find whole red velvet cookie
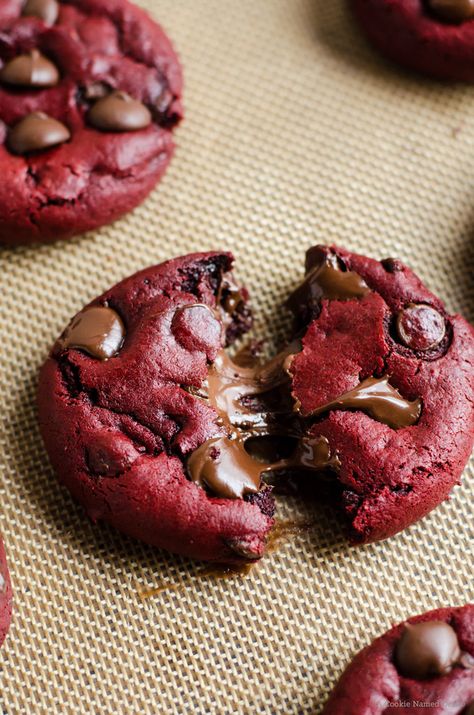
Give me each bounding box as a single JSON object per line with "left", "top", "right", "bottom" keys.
{"left": 38, "top": 252, "right": 275, "bottom": 564}
{"left": 0, "top": 0, "right": 183, "bottom": 245}
{"left": 0, "top": 536, "right": 12, "bottom": 648}
{"left": 351, "top": 0, "right": 474, "bottom": 81}
{"left": 288, "top": 245, "right": 474, "bottom": 544}
{"left": 322, "top": 604, "right": 474, "bottom": 713}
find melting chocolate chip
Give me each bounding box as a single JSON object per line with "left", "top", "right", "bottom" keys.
{"left": 57, "top": 306, "right": 125, "bottom": 360}
{"left": 22, "top": 0, "right": 59, "bottom": 25}
{"left": 305, "top": 375, "right": 421, "bottom": 430}
{"left": 287, "top": 252, "right": 370, "bottom": 314}
{"left": 0, "top": 50, "right": 59, "bottom": 88}
{"left": 429, "top": 0, "right": 474, "bottom": 23}
{"left": 187, "top": 435, "right": 263, "bottom": 499}
{"left": 88, "top": 91, "right": 152, "bottom": 132}
{"left": 395, "top": 621, "right": 461, "bottom": 679}
{"left": 396, "top": 304, "right": 446, "bottom": 352}
{"left": 8, "top": 112, "right": 70, "bottom": 154}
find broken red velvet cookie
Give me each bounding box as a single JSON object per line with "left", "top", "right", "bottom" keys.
{"left": 322, "top": 604, "right": 474, "bottom": 714}
{"left": 351, "top": 0, "right": 474, "bottom": 81}
{"left": 0, "top": 0, "right": 183, "bottom": 245}
{"left": 0, "top": 535, "right": 12, "bottom": 648}
{"left": 38, "top": 247, "right": 474, "bottom": 563}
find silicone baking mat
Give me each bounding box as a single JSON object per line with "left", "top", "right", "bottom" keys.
{"left": 1, "top": 1, "right": 474, "bottom": 713}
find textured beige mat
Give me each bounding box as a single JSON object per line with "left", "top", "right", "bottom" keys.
{"left": 1, "top": 0, "right": 474, "bottom": 713}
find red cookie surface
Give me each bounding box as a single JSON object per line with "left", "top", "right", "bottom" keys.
{"left": 322, "top": 604, "right": 474, "bottom": 713}
{"left": 38, "top": 252, "right": 274, "bottom": 564}
{"left": 0, "top": 536, "right": 12, "bottom": 648}
{"left": 351, "top": 0, "right": 474, "bottom": 81}
{"left": 0, "top": 0, "right": 183, "bottom": 245}
{"left": 289, "top": 245, "right": 474, "bottom": 544}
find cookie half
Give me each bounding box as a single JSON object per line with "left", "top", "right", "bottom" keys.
{"left": 0, "top": 0, "right": 183, "bottom": 245}
{"left": 38, "top": 252, "right": 275, "bottom": 564}
{"left": 288, "top": 245, "right": 474, "bottom": 544}
{"left": 322, "top": 604, "right": 474, "bottom": 713}
{"left": 0, "top": 536, "right": 12, "bottom": 648}
{"left": 351, "top": 0, "right": 474, "bottom": 81}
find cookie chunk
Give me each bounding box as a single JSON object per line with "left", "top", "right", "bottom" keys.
{"left": 0, "top": 0, "right": 183, "bottom": 245}
{"left": 38, "top": 252, "right": 276, "bottom": 564}
{"left": 351, "top": 0, "right": 474, "bottom": 81}
{"left": 288, "top": 245, "right": 474, "bottom": 544}
{"left": 0, "top": 536, "right": 12, "bottom": 648}
{"left": 322, "top": 605, "right": 474, "bottom": 713}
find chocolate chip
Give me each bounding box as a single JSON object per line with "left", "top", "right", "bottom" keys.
{"left": 86, "top": 433, "right": 139, "bottom": 477}
{"left": 7, "top": 112, "right": 70, "bottom": 154}
{"left": 396, "top": 303, "right": 446, "bottom": 352}
{"left": 429, "top": 0, "right": 474, "bottom": 23}
{"left": 88, "top": 91, "right": 152, "bottom": 132}
{"left": 0, "top": 50, "right": 59, "bottom": 88}
{"left": 82, "top": 82, "right": 110, "bottom": 101}
{"left": 381, "top": 257, "right": 402, "bottom": 273}
{"left": 171, "top": 304, "right": 223, "bottom": 355}
{"left": 395, "top": 621, "right": 461, "bottom": 679}
{"left": 57, "top": 306, "right": 125, "bottom": 360}
{"left": 22, "top": 0, "right": 59, "bottom": 26}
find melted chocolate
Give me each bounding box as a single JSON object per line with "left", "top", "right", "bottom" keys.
{"left": 22, "top": 0, "right": 59, "bottom": 25}
{"left": 57, "top": 306, "right": 125, "bottom": 360}
{"left": 287, "top": 252, "right": 370, "bottom": 314}
{"left": 88, "top": 91, "right": 152, "bottom": 132}
{"left": 429, "top": 0, "right": 474, "bottom": 23}
{"left": 8, "top": 112, "right": 70, "bottom": 154}
{"left": 0, "top": 50, "right": 59, "bottom": 88}
{"left": 306, "top": 375, "right": 421, "bottom": 430}
{"left": 395, "top": 621, "right": 462, "bottom": 679}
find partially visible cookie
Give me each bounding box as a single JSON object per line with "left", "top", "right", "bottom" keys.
{"left": 0, "top": 0, "right": 183, "bottom": 244}
{"left": 0, "top": 536, "right": 12, "bottom": 648}
{"left": 288, "top": 245, "right": 474, "bottom": 544}
{"left": 351, "top": 0, "right": 474, "bottom": 81}
{"left": 322, "top": 604, "right": 474, "bottom": 713}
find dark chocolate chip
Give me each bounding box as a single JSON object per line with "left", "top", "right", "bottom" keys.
{"left": 57, "top": 306, "right": 125, "bottom": 360}
{"left": 381, "top": 257, "right": 403, "bottom": 273}
{"left": 22, "top": 0, "right": 59, "bottom": 26}
{"left": 396, "top": 303, "right": 446, "bottom": 352}
{"left": 8, "top": 112, "right": 70, "bottom": 155}
{"left": 395, "top": 621, "right": 461, "bottom": 679}
{"left": 88, "top": 91, "right": 152, "bottom": 132}
{"left": 0, "top": 50, "right": 59, "bottom": 88}
{"left": 429, "top": 0, "right": 474, "bottom": 23}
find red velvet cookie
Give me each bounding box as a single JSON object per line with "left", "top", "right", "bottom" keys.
{"left": 322, "top": 604, "right": 474, "bottom": 713}
{"left": 38, "top": 252, "right": 275, "bottom": 565}
{"left": 288, "top": 245, "right": 474, "bottom": 544}
{"left": 0, "top": 0, "right": 183, "bottom": 245}
{"left": 351, "top": 0, "right": 474, "bottom": 82}
{"left": 0, "top": 536, "right": 12, "bottom": 648}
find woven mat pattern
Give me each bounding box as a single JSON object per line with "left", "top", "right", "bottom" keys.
{"left": 1, "top": 1, "right": 474, "bottom": 713}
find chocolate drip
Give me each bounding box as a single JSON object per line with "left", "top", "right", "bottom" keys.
{"left": 305, "top": 375, "right": 421, "bottom": 430}
{"left": 287, "top": 252, "right": 370, "bottom": 314}
{"left": 57, "top": 306, "right": 125, "bottom": 361}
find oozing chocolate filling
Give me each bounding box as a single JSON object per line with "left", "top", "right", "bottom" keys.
{"left": 187, "top": 251, "right": 423, "bottom": 500}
